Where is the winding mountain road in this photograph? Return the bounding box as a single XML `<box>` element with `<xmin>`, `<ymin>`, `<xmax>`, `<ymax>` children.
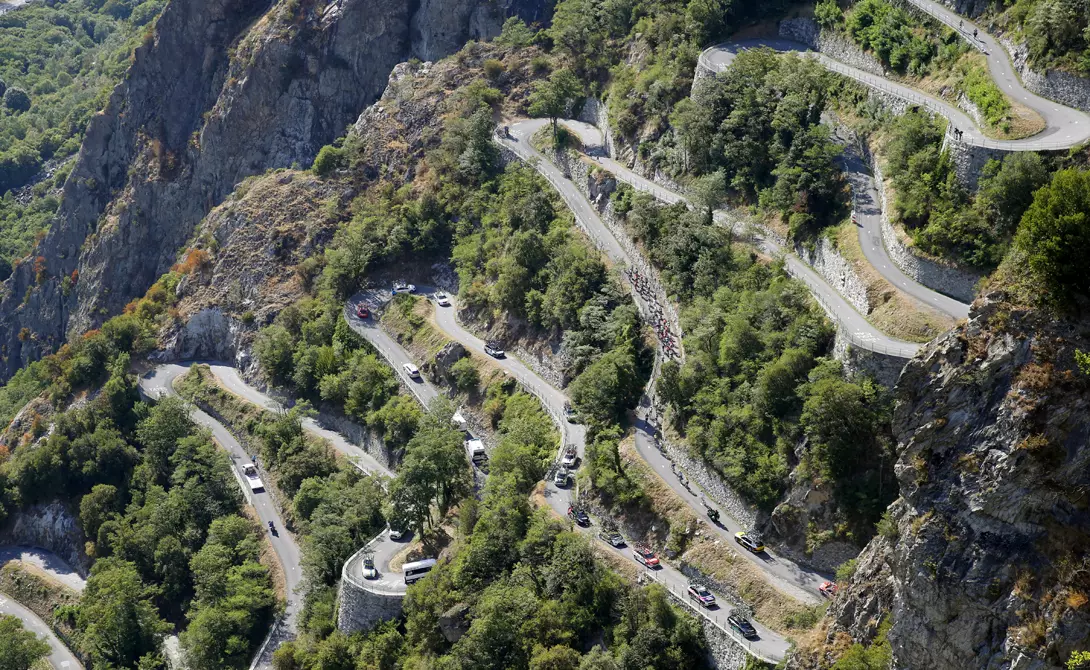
<box><xmin>502</xmin><ymin>118</ymin><xmax>922</xmax><ymax>359</ymax></box>
<box><xmin>195</xmin><ymin>364</ymin><xmax>393</xmax><ymax>478</ymax></box>
<box><xmin>138</xmin><ymin>365</ymin><xmax>302</xmax><ymax>670</ymax></box>
<box><xmin>839</xmin><ymin>147</ymin><xmax>970</xmax><ymax>319</ymax></box>
<box><xmin>344</xmin><ymin>290</ymin><xmax>791</xmax><ymax>661</ymax></box>
<box><xmin>904</xmin><ymin>0</ymin><xmax>1090</xmax><ymax>144</ymax></box>
<box><xmin>429</xmin><ymin>293</ymin><xmax>793</xmax><ymax>661</ymax></box>
<box><xmin>0</xmin><ymin>547</ymin><xmax>83</xmax><ymax>670</ymax></box>
<box><xmin>700</xmin><ymin>37</ymin><xmax>1090</xmax><ymax>150</ymax></box>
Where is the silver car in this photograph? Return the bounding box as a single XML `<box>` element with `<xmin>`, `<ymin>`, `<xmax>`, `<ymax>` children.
<box><xmin>553</xmin><ymin>467</ymin><xmax>570</xmax><ymax>488</ymax></box>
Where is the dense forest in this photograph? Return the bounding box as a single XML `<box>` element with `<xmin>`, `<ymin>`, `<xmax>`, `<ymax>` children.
<box><xmin>3</xmin><ymin>0</ymin><xmax>1090</xmax><ymax>666</ymax></box>
<box><xmin>0</xmin><ymin>0</ymin><xmax>164</xmax><ymax>275</ymax></box>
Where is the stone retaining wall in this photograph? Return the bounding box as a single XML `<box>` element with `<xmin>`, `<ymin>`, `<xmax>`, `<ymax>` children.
<box><xmin>313</xmin><ymin>407</ymin><xmax>400</xmax><ymax>471</ymax></box>
<box><xmin>833</xmin><ymin>328</ymin><xmax>906</xmax><ymax>387</ymax></box>
<box><xmin>779</xmin><ymin>18</ymin><xmax>885</xmax><ymax>77</ymax></box>
<box><xmin>657</xmin><ymin>438</ymin><xmax>759</xmax><ymax>529</ymax></box>
<box><xmin>795</xmin><ymin>236</ymin><xmax>871</xmax><ymax>315</ymax></box>
<box><xmin>1004</xmin><ymin>44</ymin><xmax>1090</xmax><ymax>113</ymax></box>
<box><xmin>337</xmin><ymin>566</ymin><xmax>405</xmax><ymax>632</ymax></box>
<box><xmin>870</xmin><ymin>147</ymin><xmax>983</xmax><ymax>303</ymax></box>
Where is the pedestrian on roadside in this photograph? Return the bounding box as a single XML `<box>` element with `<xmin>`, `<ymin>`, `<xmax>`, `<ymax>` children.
<box><xmin>958</xmin><ymin>19</ymin><xmax>962</xmax><ymax>29</ymax></box>
<box><xmin>973</xmin><ymin>28</ymin><xmax>978</xmax><ymax>40</ymax></box>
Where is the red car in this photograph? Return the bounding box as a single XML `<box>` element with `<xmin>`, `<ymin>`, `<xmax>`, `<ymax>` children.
<box><xmin>355</xmin><ymin>304</ymin><xmax>370</xmax><ymax>319</ymax></box>
<box><xmin>819</xmin><ymin>581</ymin><xmax>838</xmax><ymax>597</ymax></box>
<box><xmin>633</xmin><ymin>545</ymin><xmax>660</xmax><ymax>567</ymax></box>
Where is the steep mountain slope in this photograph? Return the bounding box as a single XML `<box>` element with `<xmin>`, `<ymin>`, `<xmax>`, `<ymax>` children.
<box><xmin>0</xmin><ymin>0</ymin><xmax>551</xmax><ymax>381</ymax></box>
<box><xmin>794</xmin><ymin>281</ymin><xmax>1090</xmax><ymax>669</ymax></box>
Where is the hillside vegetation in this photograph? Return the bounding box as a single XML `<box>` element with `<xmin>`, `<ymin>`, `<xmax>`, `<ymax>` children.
<box><xmin>0</xmin><ymin>0</ymin><xmax>164</xmax><ymax>275</ymax></box>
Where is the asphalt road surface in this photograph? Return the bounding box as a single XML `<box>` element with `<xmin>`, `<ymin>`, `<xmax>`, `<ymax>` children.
<box><xmin>198</xmin><ymin>364</ymin><xmax>393</xmax><ymax>478</ymax></box>
<box><xmin>501</xmin><ymin>118</ymin><xmax>922</xmax><ymax>359</ymax></box>
<box><xmin>0</xmin><ymin>547</ymin><xmax>84</xmax><ymax>669</ymax></box>
<box><xmin>0</xmin><ymin>595</ymin><xmax>81</xmax><ymax>669</ymax></box>
<box><xmin>839</xmin><ymin>147</ymin><xmax>970</xmax><ymax>319</ymax></box>
<box><xmin>344</xmin><ymin>296</ymin><xmax>441</xmax><ymax>408</ymax></box>
<box><xmin>904</xmin><ymin>0</ymin><xmax>1090</xmax><ymax>149</ymax></box>
<box><xmin>138</xmin><ymin>365</ymin><xmax>302</xmax><ymax>670</ymax></box>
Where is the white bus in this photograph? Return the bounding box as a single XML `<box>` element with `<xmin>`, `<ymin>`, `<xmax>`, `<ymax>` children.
<box><xmin>402</xmin><ymin>558</ymin><xmax>437</xmax><ymax>584</ymax></box>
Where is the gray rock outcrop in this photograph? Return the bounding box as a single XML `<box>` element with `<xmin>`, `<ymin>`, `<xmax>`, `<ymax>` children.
<box><xmin>0</xmin><ymin>502</ymin><xmax>90</xmax><ymax>576</ymax></box>
<box><xmin>0</xmin><ymin>0</ymin><xmax>554</xmax><ymax>382</ymax></box>
<box><xmin>803</xmin><ymin>291</ymin><xmax>1090</xmax><ymax>669</ymax></box>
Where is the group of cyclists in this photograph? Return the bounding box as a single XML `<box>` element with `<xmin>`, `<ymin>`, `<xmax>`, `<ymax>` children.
<box><xmin>626</xmin><ymin>267</ymin><xmax>680</xmax><ymax>359</ymax></box>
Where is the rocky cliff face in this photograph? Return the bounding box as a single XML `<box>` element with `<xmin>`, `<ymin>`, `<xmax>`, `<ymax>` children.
<box><xmin>797</xmin><ymin>291</ymin><xmax>1090</xmax><ymax>670</ymax></box>
<box><xmin>0</xmin><ymin>0</ymin><xmax>553</xmax><ymax>381</ymax></box>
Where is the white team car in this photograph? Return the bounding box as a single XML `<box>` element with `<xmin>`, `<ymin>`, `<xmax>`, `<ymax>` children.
<box><xmin>435</xmin><ymin>292</ymin><xmax>451</xmax><ymax>307</ymax></box>
<box><xmin>362</xmin><ymin>555</ymin><xmax>378</xmax><ymax>580</ymax></box>
<box><xmin>242</xmin><ymin>464</ymin><xmax>264</xmax><ymax>492</ymax></box>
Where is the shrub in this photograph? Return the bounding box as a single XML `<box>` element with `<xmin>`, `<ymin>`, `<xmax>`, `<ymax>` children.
<box><xmin>1013</xmin><ymin>169</ymin><xmax>1090</xmax><ymax>303</ymax></box>
<box><xmin>312</xmin><ymin>144</ymin><xmax>346</xmax><ymax>177</ymax></box>
<box><xmin>2</xmin><ymin>87</ymin><xmax>30</xmax><ymax>112</ymax></box>
<box><xmin>835</xmin><ymin>558</ymin><xmax>859</xmax><ymax>583</ymax></box>
<box><xmin>482</xmin><ymin>58</ymin><xmax>505</xmax><ymax>80</ymax></box>
<box><xmin>449</xmin><ymin>357</ymin><xmax>480</xmax><ymax>391</ymax></box>
<box><xmin>815</xmin><ymin>0</ymin><xmax>842</xmax><ymax>29</ymax></box>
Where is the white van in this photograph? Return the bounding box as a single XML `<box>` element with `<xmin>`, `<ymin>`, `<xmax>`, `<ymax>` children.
<box><xmin>403</xmin><ymin>558</ymin><xmax>437</xmax><ymax>584</ymax></box>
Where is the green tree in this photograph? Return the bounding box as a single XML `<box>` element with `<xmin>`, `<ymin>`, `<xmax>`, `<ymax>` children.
<box><xmin>496</xmin><ymin>17</ymin><xmax>537</xmax><ymax>47</ymax></box>
<box><xmin>2</xmin><ymin>87</ymin><xmax>30</xmax><ymax>113</ymax></box>
<box><xmin>568</xmin><ymin>339</ymin><xmax>642</xmax><ymax>427</ymax></box>
<box><xmin>528</xmin><ymin>69</ymin><xmax>584</xmax><ymax>141</ymax></box>
<box><xmin>449</xmin><ymin>357</ymin><xmax>480</xmax><ymax>391</ymax></box>
<box><xmin>80</xmin><ymin>483</ymin><xmax>121</xmax><ymax>545</ymax></box>
<box><xmin>1013</xmin><ymin>168</ymin><xmax>1090</xmax><ymax>303</ymax></box>
<box><xmin>976</xmin><ymin>153</ymin><xmax>1050</xmax><ymax>237</ymax></box>
<box><xmin>386</xmin><ymin>400</ymin><xmax>471</xmax><ymax>540</ymax></box>
<box><xmin>691</xmin><ymin>170</ymin><xmax>727</xmax><ymax>226</ymax></box>
<box><xmin>77</xmin><ymin>558</ymin><xmax>170</xmax><ymax>668</ymax></box>
<box><xmin>0</xmin><ymin>615</ymin><xmax>51</xmax><ymax>670</ymax></box>
<box><xmin>815</xmin><ymin>0</ymin><xmax>842</xmax><ymax>29</ymax></box>
<box><xmin>254</xmin><ymin>325</ymin><xmax>297</xmax><ymax>386</ymax></box>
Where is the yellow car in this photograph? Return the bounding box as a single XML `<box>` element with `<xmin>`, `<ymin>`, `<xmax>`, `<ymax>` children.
<box><xmin>734</xmin><ymin>531</ymin><xmax>765</xmax><ymax>553</ymax></box>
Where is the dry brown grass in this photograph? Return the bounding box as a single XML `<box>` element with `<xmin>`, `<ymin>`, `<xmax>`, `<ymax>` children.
<box><xmin>0</xmin><ymin>560</ymin><xmax>80</xmax><ymax>623</ymax></box>
<box><xmin>382</xmin><ymin>296</ymin><xmax>451</xmax><ymax>359</ymax></box>
<box><xmin>614</xmin><ymin>438</ymin><xmax>819</xmax><ymax>635</ymax></box>
<box><xmin>834</xmin><ymin>222</ymin><xmax>958</xmax><ymax>342</ymax></box>
<box><xmin>898</xmin><ymin>51</ymin><xmax>1045</xmax><ymax>140</ymax></box>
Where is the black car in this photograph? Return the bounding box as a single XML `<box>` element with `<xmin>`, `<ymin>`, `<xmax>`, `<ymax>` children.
<box><xmin>728</xmin><ymin>614</ymin><xmax>758</xmax><ymax>639</ymax></box>
<box><xmin>567</xmin><ymin>505</ymin><xmax>590</xmax><ymax>527</ymax></box>
<box><xmin>484</xmin><ymin>340</ymin><xmax>505</xmax><ymax>358</ymax></box>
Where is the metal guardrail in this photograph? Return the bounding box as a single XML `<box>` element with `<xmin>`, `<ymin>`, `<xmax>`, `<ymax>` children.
<box><xmin>340</xmin><ymin>532</ymin><xmax>405</xmax><ymax>597</ymax></box>
<box><xmin>698</xmin><ymin>43</ymin><xmax>1085</xmax><ymax>152</ymax></box>
<box><xmin>590</xmin><ymin>150</ymin><xmax>918</xmax><ymax>359</ymax></box>
<box><xmin>645</xmin><ymin>571</ymin><xmax>782</xmax><ymax>665</ymax></box>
